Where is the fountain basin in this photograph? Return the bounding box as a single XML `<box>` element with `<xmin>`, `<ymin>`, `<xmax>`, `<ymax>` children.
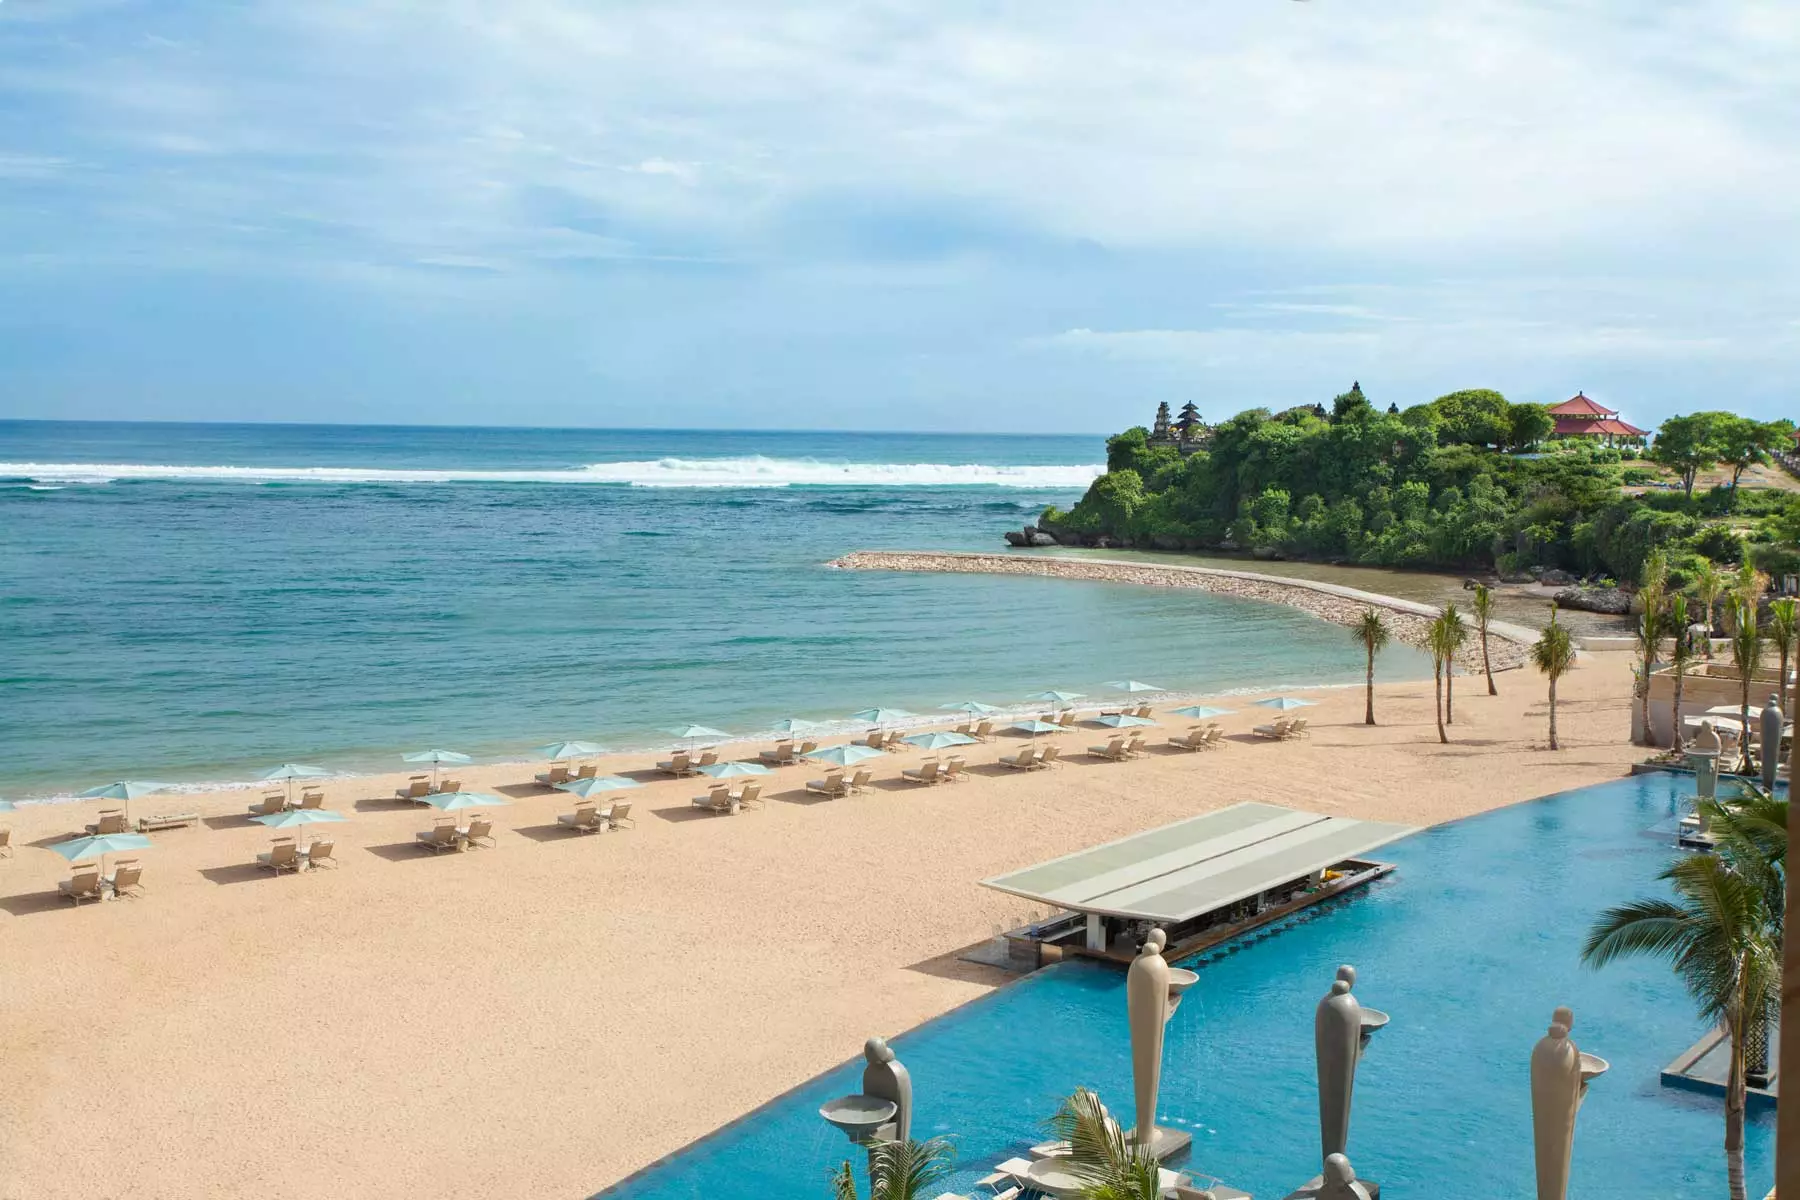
<box><xmin>1579</xmin><ymin>1052</ymin><xmax>1609</xmax><ymax>1084</ymax></box>
<box><xmin>818</xmin><ymin>1094</ymin><xmax>897</xmax><ymax>1142</ymax></box>
<box><xmin>1167</xmin><ymin>967</ymin><xmax>1199</xmax><ymax>1014</ymax></box>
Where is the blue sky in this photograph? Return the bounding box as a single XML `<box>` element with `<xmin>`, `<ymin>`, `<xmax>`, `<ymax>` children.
<box><xmin>2</xmin><ymin>0</ymin><xmax>1797</xmax><ymax>432</ymax></box>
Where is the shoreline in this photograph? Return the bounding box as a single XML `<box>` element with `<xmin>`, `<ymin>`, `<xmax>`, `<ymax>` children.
<box><xmin>831</xmin><ymin>550</ymin><xmax>1540</xmax><ymax>670</ymax></box>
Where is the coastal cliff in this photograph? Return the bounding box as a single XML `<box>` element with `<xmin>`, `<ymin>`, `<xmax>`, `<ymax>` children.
<box><xmin>831</xmin><ymin>550</ymin><xmax>1533</xmax><ymax>671</ymax></box>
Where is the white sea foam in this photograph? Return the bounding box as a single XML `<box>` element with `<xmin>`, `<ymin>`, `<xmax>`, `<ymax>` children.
<box><xmin>0</xmin><ymin>457</ymin><xmax>1103</xmax><ymax>489</ymax></box>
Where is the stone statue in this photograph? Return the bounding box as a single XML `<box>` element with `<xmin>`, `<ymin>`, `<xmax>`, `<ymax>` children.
<box><xmin>1315</xmin><ymin>1154</ymin><xmax>1373</xmax><ymax>1200</ymax></box>
<box><xmin>1691</xmin><ymin>720</ymin><xmax>1721</xmax><ymax>805</ymax></box>
<box><xmin>1529</xmin><ymin>1010</ymin><xmax>1581</xmax><ymax>1200</ymax></box>
<box><xmin>1316</xmin><ymin>965</ymin><xmax>1364</xmax><ymax>1165</ymax></box>
<box><xmin>1761</xmin><ymin>695</ymin><xmax>1784</xmax><ymax>793</ymax></box>
<box><xmin>860</xmin><ymin>1037</ymin><xmax>912</xmax><ymax>1143</ymax></box>
<box><xmin>1126</xmin><ymin>927</ymin><xmax>1173</xmax><ymax>1148</ymax></box>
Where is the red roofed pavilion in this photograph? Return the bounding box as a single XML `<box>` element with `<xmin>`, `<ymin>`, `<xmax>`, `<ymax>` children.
<box><xmin>1547</xmin><ymin>392</ymin><xmax>1646</xmax><ymax>445</ymax></box>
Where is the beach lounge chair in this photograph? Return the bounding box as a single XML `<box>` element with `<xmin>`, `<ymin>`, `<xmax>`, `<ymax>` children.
<box><xmin>1253</xmin><ymin>717</ymin><xmax>1293</xmax><ymax>740</ymax></box>
<box><xmin>971</xmin><ymin>720</ymin><xmax>995</xmax><ymax>742</ymax></box>
<box><xmin>847</xmin><ymin>768</ymin><xmax>875</xmax><ymax>794</ymax></box>
<box><xmin>901</xmin><ymin>760</ymin><xmax>942</xmax><ymax>785</ymax></box>
<box><xmin>136</xmin><ymin>812</ymin><xmax>197</xmax><ymax>832</ymax></box>
<box><xmin>558</xmin><ymin>803</ymin><xmax>604</xmax><ymax>833</ymax></box>
<box><xmin>84</xmin><ymin>810</ymin><xmax>128</xmax><ymax>836</ymax></box>
<box><xmin>601</xmin><ymin>801</ymin><xmax>634</xmax><ymax>830</ymax></box>
<box><xmin>436</xmin><ymin>778</ymin><xmax>463</xmax><ymax>794</ymax></box>
<box><xmin>759</xmin><ymin>741</ymin><xmax>796</xmax><ymax>766</ymax></box>
<box><xmin>806</xmin><ymin>771</ymin><xmax>848</xmax><ymax>798</ymax></box>
<box><xmin>572</xmin><ymin>763</ymin><xmax>598</xmax><ymax>780</ymax></box>
<box><xmin>1124</xmin><ymin>734</ymin><xmax>1147</xmax><ymax>756</ymax></box>
<box><xmin>864</xmin><ymin>731</ymin><xmax>886</xmax><ymax>750</ymax></box>
<box><xmin>415</xmin><ymin>823</ymin><xmax>462</xmax><ymax>853</ymax></box>
<box><xmin>1087</xmin><ymin>738</ymin><xmax>1129</xmax><ymax>761</ymax></box>
<box><xmin>248</xmin><ymin>793</ymin><xmax>286</xmax><ymax>816</ymax></box>
<box><xmin>953</xmin><ymin>721</ymin><xmax>973</xmax><ymax>736</ymax></box>
<box><xmin>1286</xmin><ymin>717</ymin><xmax>1310</xmax><ymax>738</ymax></box>
<box><xmin>1057</xmin><ymin>711</ymin><xmax>1077</xmax><ymax>728</ymax></box>
<box><xmin>533</xmin><ymin>764</ymin><xmax>573</xmax><ymax>787</ymax></box>
<box><xmin>881</xmin><ymin>730</ymin><xmax>905</xmax><ymax>750</ymax></box>
<box><xmin>1134</xmin><ymin>703</ymin><xmax>1154</xmax><ymax>719</ymax></box>
<box><xmin>104</xmin><ymin>860</ymin><xmax>144</xmax><ymax>898</ymax></box>
<box><xmin>692</xmin><ymin>785</ymin><xmax>738</xmax><ymax>815</ymax></box>
<box><xmin>694</xmin><ymin>749</ymin><xmax>720</xmax><ymax>769</ymax></box>
<box><xmin>257</xmin><ymin>840</ymin><xmax>302</xmax><ymax>874</ymax></box>
<box><xmin>942</xmin><ymin>757</ymin><xmax>967</xmax><ymax>783</ymax></box>
<box><xmin>59</xmin><ymin>866</ymin><xmax>103</xmax><ymax>905</ymax></box>
<box><xmin>0</xmin><ymin>826</ymin><xmax>10</xmax><ymax>857</ymax></box>
<box><xmin>458</xmin><ymin>817</ymin><xmax>496</xmax><ymax>849</ymax></box>
<box><xmin>298</xmin><ymin>790</ymin><xmax>324</xmax><ymax>810</ymax></box>
<box><xmin>999</xmin><ymin>746</ymin><xmax>1040</xmax><ymax>770</ymax></box>
<box><xmin>796</xmin><ymin>740</ymin><xmax>819</xmax><ymax>757</ymax></box>
<box><xmin>656</xmin><ymin>752</ymin><xmax>694</xmax><ymax>777</ymax></box>
<box><xmin>1036</xmin><ymin>744</ymin><xmax>1062</xmax><ymax>768</ymax></box>
<box><xmin>733</xmin><ymin>782</ymin><xmax>764</xmax><ymax>810</ymax></box>
<box><xmin>394</xmin><ymin>778</ymin><xmax>432</xmax><ymax>802</ymax></box>
<box><xmin>299</xmin><ymin>840</ymin><xmax>337</xmax><ymax>869</ymax></box>
<box><xmin>1168</xmin><ymin>728</ymin><xmax>1208</xmax><ymax>752</ymax></box>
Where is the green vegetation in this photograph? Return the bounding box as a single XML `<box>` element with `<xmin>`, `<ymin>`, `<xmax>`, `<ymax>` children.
<box><xmin>1351</xmin><ymin>609</ymin><xmax>1390</xmax><ymax>726</ymax></box>
<box><xmin>1529</xmin><ymin>607</ymin><xmax>1576</xmax><ymax>749</ymax></box>
<box><xmin>1044</xmin><ymin>389</ymin><xmax>1799</xmax><ymax>584</ymax></box>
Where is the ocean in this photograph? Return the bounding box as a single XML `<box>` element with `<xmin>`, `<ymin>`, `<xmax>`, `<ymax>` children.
<box><xmin>0</xmin><ymin>421</ymin><xmax>1431</xmax><ymax>798</ymax></box>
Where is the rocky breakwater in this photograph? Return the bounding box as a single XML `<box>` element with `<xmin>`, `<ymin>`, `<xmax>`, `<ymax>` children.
<box><xmin>831</xmin><ymin>550</ymin><xmax>1532</xmax><ymax>672</ymax></box>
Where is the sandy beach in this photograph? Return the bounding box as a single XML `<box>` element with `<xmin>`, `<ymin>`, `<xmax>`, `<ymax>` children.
<box><xmin>0</xmin><ymin>653</ymin><xmax>1642</xmax><ymax>1200</ymax></box>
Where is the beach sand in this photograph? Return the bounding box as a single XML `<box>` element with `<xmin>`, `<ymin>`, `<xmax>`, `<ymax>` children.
<box><xmin>0</xmin><ymin>655</ymin><xmax>1643</xmax><ymax>1200</ymax></box>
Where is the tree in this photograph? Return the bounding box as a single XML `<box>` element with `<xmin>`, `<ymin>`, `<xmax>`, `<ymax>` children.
<box><xmin>1727</xmin><ymin>598</ymin><xmax>1765</xmax><ymax>774</ymax></box>
<box><xmin>1427</xmin><ymin>613</ymin><xmax>1455</xmax><ymax>744</ymax></box>
<box><xmin>1635</xmin><ymin>604</ymin><xmax>1664</xmax><ymax>747</ymax></box>
<box><xmin>1666</xmin><ymin>595</ymin><xmax>1695</xmax><ymax>754</ymax></box>
<box><xmin>1044</xmin><ymin>1088</ymin><xmax>1164</xmax><ymax>1200</ymax></box>
<box><xmin>1693</xmin><ymin>559</ymin><xmax>1727</xmax><ymax>657</ymax></box>
<box><xmin>1530</xmin><ymin>606</ymin><xmax>1576</xmax><ymax>749</ymax></box>
<box><xmin>1714</xmin><ymin>417</ymin><xmax>1793</xmax><ymax>494</ymax></box>
<box><xmin>1331</xmin><ymin>382</ymin><xmax>1373</xmax><ymax>423</ymax></box>
<box><xmin>1767</xmin><ymin>597</ymin><xmax>1797</xmax><ymax>720</ymax></box>
<box><xmin>830</xmin><ymin>1138</ymin><xmax>957</xmax><ymax>1200</ymax></box>
<box><xmin>1649</xmin><ymin>412</ymin><xmax>1725</xmax><ymax>500</ymax></box>
<box><xmin>1508</xmin><ymin>402</ymin><xmax>1555</xmax><ymax>451</ymax></box>
<box><xmin>1440</xmin><ymin>604</ymin><xmax>1469</xmax><ymax>723</ymax></box>
<box><xmin>1582</xmin><ymin>798</ymin><xmax>1783</xmax><ymax>1200</ymax></box>
<box><xmin>1431</xmin><ymin>388</ymin><xmax>1512</xmax><ymax>448</ymax></box>
<box><xmin>1351</xmin><ymin>609</ymin><xmax>1390</xmax><ymax>725</ymax></box>
<box><xmin>1472</xmin><ymin>584</ymin><xmax>1499</xmax><ymax>696</ymax></box>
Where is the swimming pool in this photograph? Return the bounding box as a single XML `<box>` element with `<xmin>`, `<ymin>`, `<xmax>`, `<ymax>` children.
<box><xmin>595</xmin><ymin>774</ymin><xmax>1774</xmax><ymax>1199</ymax></box>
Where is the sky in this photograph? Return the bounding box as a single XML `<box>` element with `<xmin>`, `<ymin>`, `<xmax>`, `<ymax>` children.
<box><xmin>2</xmin><ymin>0</ymin><xmax>1797</xmax><ymax>433</ymax></box>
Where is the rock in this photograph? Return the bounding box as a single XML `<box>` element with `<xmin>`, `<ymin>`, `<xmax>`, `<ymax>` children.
<box><xmin>1499</xmin><ymin>566</ymin><xmax>1535</xmax><ymax>583</ymax></box>
<box><xmin>1553</xmin><ymin>585</ymin><xmax>1632</xmax><ymax>615</ymax></box>
<box><xmin>1027</xmin><ymin>530</ymin><xmax>1057</xmax><ymax>547</ymax></box>
<box><xmin>1003</xmin><ymin>529</ymin><xmax>1030</xmax><ymax>547</ymax></box>
<box><xmin>1462</xmin><ymin>578</ymin><xmax>1480</xmax><ymax>590</ymax></box>
<box><xmin>1539</xmin><ymin>569</ymin><xmax>1577</xmax><ymax>586</ymax></box>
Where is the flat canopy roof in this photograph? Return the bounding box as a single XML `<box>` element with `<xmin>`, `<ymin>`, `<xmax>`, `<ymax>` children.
<box><xmin>981</xmin><ymin>803</ymin><xmax>1417</xmax><ymax>924</ymax></box>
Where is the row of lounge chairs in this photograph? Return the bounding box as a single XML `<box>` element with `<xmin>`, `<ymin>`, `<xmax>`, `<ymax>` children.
<box><xmin>1168</xmin><ymin>724</ymin><xmax>1226</xmax><ymax>752</ymax></box>
<box><xmin>556</xmin><ymin>801</ymin><xmax>634</xmax><ymax>833</ymax></box>
<box><xmin>654</xmin><ymin>750</ymin><xmax>720</xmax><ymax>778</ymax></box>
<box><xmin>691</xmin><ymin>783</ymin><xmax>764</xmax><ymax>815</ymax></box>
<box><xmin>59</xmin><ymin>859</ymin><xmax>144</xmax><ymax>904</ymax></box>
<box><xmin>1087</xmin><ymin>735</ymin><xmax>1147</xmax><ymax>761</ymax></box>
<box><xmin>257</xmin><ymin>838</ymin><xmax>339</xmax><ymax>873</ymax></box>
<box><xmin>246</xmin><ymin>790</ymin><xmax>325</xmax><ymax>816</ymax></box>
<box><xmin>758</xmin><ymin>740</ymin><xmax>819</xmax><ymax>765</ymax></box>
<box><xmin>396</xmin><ymin>776</ymin><xmax>465</xmax><ymax>801</ymax></box>
<box><xmin>805</xmin><ymin>769</ymin><xmax>873</xmax><ymax>798</ymax></box>
<box><xmin>901</xmin><ymin>757</ymin><xmax>969</xmax><ymax>785</ymax></box>
<box><xmin>415</xmin><ymin>817</ymin><xmax>496</xmax><ymax>853</ymax></box>
<box><xmin>1253</xmin><ymin>717</ymin><xmax>1309</xmax><ymax>740</ymax></box>
<box><xmin>999</xmin><ymin>745</ymin><xmax>1060</xmax><ymax>770</ymax></box>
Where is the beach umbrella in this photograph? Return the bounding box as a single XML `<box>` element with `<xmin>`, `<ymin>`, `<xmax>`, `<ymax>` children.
<box><xmin>1013</xmin><ymin>719</ymin><xmax>1065</xmax><ymax>737</ymax></box>
<box><xmin>0</xmin><ymin>799</ymin><xmax>14</xmax><ymax>813</ymax></box>
<box><xmin>1094</xmin><ymin>713</ymin><xmax>1158</xmax><ymax>728</ymax></box>
<box><xmin>252</xmin><ymin>809</ymin><xmax>348</xmax><ymax>847</ymax></box>
<box><xmin>850</xmin><ymin>708</ymin><xmax>916</xmax><ymax>727</ymax></box>
<box><xmin>401</xmin><ymin>749</ymin><xmax>472</xmax><ymax>789</ymax></box>
<box><xmin>49</xmin><ymin>832</ymin><xmax>153</xmax><ymax>874</ymax></box>
<box><xmin>663</xmin><ymin>725</ymin><xmax>730</xmax><ymax>749</ymax></box>
<box><xmin>556</xmin><ymin>776</ymin><xmax>642</xmax><ymax>798</ymax></box>
<box><xmin>1105</xmin><ymin>680</ymin><xmax>1165</xmax><ymax>693</ymax></box>
<box><xmin>903</xmin><ymin>731</ymin><xmax>979</xmax><ymax>751</ymax></box>
<box><xmin>259</xmin><ymin>764</ymin><xmax>332</xmax><ymax>804</ymax></box>
<box><xmin>1254</xmin><ymin>697</ymin><xmax>1316</xmax><ymax>711</ymax></box>
<box><xmin>533</xmin><ymin>741</ymin><xmax>607</xmax><ymax>761</ymax></box>
<box><xmin>419</xmin><ymin>791</ymin><xmax>511</xmax><ymax>813</ymax></box>
<box><xmin>939</xmin><ymin>700</ymin><xmax>1001</xmax><ymax>716</ymax></box>
<box><xmin>697</xmin><ymin>761</ymin><xmax>772</xmax><ymax>779</ymax></box>
<box><xmin>1171</xmin><ymin>705</ymin><xmax>1235</xmax><ymax>720</ymax></box>
<box><xmin>1027</xmin><ymin>690</ymin><xmax>1085</xmax><ymax>708</ymax></box>
<box><xmin>803</xmin><ymin>744</ymin><xmax>886</xmax><ymax>768</ymax></box>
<box><xmin>770</xmin><ymin>718</ymin><xmax>822</xmax><ymax>735</ymax></box>
<box><xmin>76</xmin><ymin>780</ymin><xmax>171</xmax><ymax>824</ymax></box>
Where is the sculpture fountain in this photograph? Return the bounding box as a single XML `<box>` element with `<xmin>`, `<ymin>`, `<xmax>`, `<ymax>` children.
<box><xmin>1529</xmin><ymin>1006</ymin><xmax>1607</xmax><ymax>1200</ymax></box>
<box><xmin>1124</xmin><ymin>927</ymin><xmax>1198</xmax><ymax>1160</ymax></box>
<box><xmin>1761</xmin><ymin>694</ymin><xmax>1785</xmax><ymax>793</ymax></box>
<box><xmin>818</xmin><ymin>1037</ymin><xmax>913</xmax><ymax>1166</ymax></box>
<box><xmin>1285</xmin><ymin>965</ymin><xmax>1385</xmax><ymax>1198</ymax></box>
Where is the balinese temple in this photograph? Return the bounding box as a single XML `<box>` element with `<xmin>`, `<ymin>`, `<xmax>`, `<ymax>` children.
<box><xmin>1149</xmin><ymin>401</ymin><xmax>1210</xmax><ymax>452</ymax></box>
<box><xmin>1547</xmin><ymin>392</ymin><xmax>1647</xmax><ymax>445</ymax></box>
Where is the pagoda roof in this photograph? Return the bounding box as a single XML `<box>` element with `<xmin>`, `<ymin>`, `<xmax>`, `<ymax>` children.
<box><xmin>1554</xmin><ymin>415</ymin><xmax>1645</xmax><ymax>437</ymax></box>
<box><xmin>1546</xmin><ymin>392</ymin><xmax>1616</xmax><ymax>418</ymax></box>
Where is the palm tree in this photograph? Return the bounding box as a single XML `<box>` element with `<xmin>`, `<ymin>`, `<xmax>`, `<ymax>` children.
<box><xmin>1427</xmin><ymin>612</ymin><xmax>1454</xmax><ymax>745</ymax></box>
<box><xmin>1734</xmin><ymin>558</ymin><xmax>1766</xmax><ymax>615</ymax></box>
<box><xmin>1440</xmin><ymin>604</ymin><xmax>1468</xmax><ymax>724</ymax></box>
<box><xmin>1582</xmin><ymin>800</ymin><xmax>1783</xmax><ymax>1200</ymax></box>
<box><xmin>1665</xmin><ymin>594</ymin><xmax>1696</xmax><ymax>755</ymax></box>
<box><xmin>1694</xmin><ymin>560</ymin><xmax>1726</xmax><ymax>658</ymax></box>
<box><xmin>830</xmin><ymin>1138</ymin><xmax>957</xmax><ymax>1200</ymax></box>
<box><xmin>1351</xmin><ymin>609</ymin><xmax>1389</xmax><ymax>726</ymax></box>
<box><xmin>1529</xmin><ymin>605</ymin><xmax>1575</xmax><ymax>750</ymax></box>
<box><xmin>1634</xmin><ymin>602</ymin><xmax>1664</xmax><ymax>746</ymax></box>
<box><xmin>1766</xmin><ymin>597</ymin><xmax>1797</xmax><ymax>719</ymax></box>
<box><xmin>1727</xmin><ymin>597</ymin><xmax>1764</xmax><ymax>773</ymax></box>
<box><xmin>1044</xmin><ymin>1088</ymin><xmax>1163</xmax><ymax>1200</ymax></box>
<box><xmin>1472</xmin><ymin>584</ymin><xmax>1499</xmax><ymax>696</ymax></box>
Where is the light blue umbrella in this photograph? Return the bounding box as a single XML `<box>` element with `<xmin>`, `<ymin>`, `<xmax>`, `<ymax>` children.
<box><xmin>770</xmin><ymin>718</ymin><xmax>822</xmax><ymax>735</ymax></box>
<box><xmin>260</xmin><ymin>763</ymin><xmax>332</xmax><ymax>804</ymax></box>
<box><xmin>556</xmin><ymin>776</ymin><xmax>642</xmax><ymax>798</ymax></box>
<box><xmin>50</xmin><ymin>832</ymin><xmax>153</xmax><ymax>872</ymax></box>
<box><xmin>252</xmin><ymin>809</ymin><xmax>348</xmax><ymax>831</ymax></box>
<box><xmin>697</xmin><ymin>761</ymin><xmax>772</xmax><ymax>778</ymax></box>
<box><xmin>1171</xmin><ymin>705</ymin><xmax>1235</xmax><ymax>720</ymax></box>
<box><xmin>1105</xmin><ymin>680</ymin><xmax>1165</xmax><ymax>693</ymax></box>
<box><xmin>77</xmin><ymin>780</ymin><xmax>172</xmax><ymax>823</ymax></box>
<box><xmin>850</xmin><ymin>708</ymin><xmax>916</xmax><ymax>727</ymax></box>
<box><xmin>401</xmin><ymin>749</ymin><xmax>472</xmax><ymax>788</ymax></box>
<box><xmin>420</xmin><ymin>791</ymin><xmax>510</xmax><ymax>812</ymax></box>
<box><xmin>1013</xmin><ymin>719</ymin><xmax>1065</xmax><ymax>736</ymax></box>
<box><xmin>1027</xmin><ymin>690</ymin><xmax>1084</xmax><ymax>706</ymax></box>
<box><xmin>0</xmin><ymin>799</ymin><xmax>14</xmax><ymax>813</ymax></box>
<box><xmin>903</xmin><ymin>731</ymin><xmax>979</xmax><ymax>751</ymax></box>
<box><xmin>939</xmin><ymin>700</ymin><xmax>1001</xmax><ymax>716</ymax></box>
<box><xmin>1255</xmin><ymin>697</ymin><xmax>1317</xmax><ymax>711</ymax></box>
<box><xmin>804</xmin><ymin>744</ymin><xmax>886</xmax><ymax>767</ymax></box>
<box><xmin>664</xmin><ymin>725</ymin><xmax>730</xmax><ymax>748</ymax></box>
<box><xmin>1094</xmin><ymin>713</ymin><xmax>1158</xmax><ymax>728</ymax></box>
<box><xmin>534</xmin><ymin>741</ymin><xmax>607</xmax><ymax>761</ymax></box>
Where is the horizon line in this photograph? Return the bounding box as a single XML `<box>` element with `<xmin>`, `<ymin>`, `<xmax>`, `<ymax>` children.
<box><xmin>0</xmin><ymin>416</ymin><xmax>1118</xmax><ymax>439</ymax></box>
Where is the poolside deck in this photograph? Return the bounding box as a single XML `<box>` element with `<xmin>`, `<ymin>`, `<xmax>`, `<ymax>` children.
<box><xmin>1662</xmin><ymin>1026</ymin><xmax>1780</xmax><ymax>1110</ymax></box>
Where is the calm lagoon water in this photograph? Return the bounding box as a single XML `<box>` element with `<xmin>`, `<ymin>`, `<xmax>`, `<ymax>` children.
<box><xmin>0</xmin><ymin>421</ymin><xmax>1430</xmax><ymax>795</ymax></box>
<box><xmin>597</xmin><ymin>773</ymin><xmax>1772</xmax><ymax>1200</ymax></box>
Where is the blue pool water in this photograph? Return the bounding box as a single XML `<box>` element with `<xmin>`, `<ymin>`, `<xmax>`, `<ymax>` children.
<box><xmin>596</xmin><ymin>773</ymin><xmax>1774</xmax><ymax>1200</ymax></box>
<box><xmin>0</xmin><ymin>421</ymin><xmax>1430</xmax><ymax>796</ymax></box>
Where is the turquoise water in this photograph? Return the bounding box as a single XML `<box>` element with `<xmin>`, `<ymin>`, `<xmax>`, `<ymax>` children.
<box><xmin>0</xmin><ymin>421</ymin><xmax>1429</xmax><ymax>796</ymax></box>
<box><xmin>596</xmin><ymin>773</ymin><xmax>1773</xmax><ymax>1200</ymax></box>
